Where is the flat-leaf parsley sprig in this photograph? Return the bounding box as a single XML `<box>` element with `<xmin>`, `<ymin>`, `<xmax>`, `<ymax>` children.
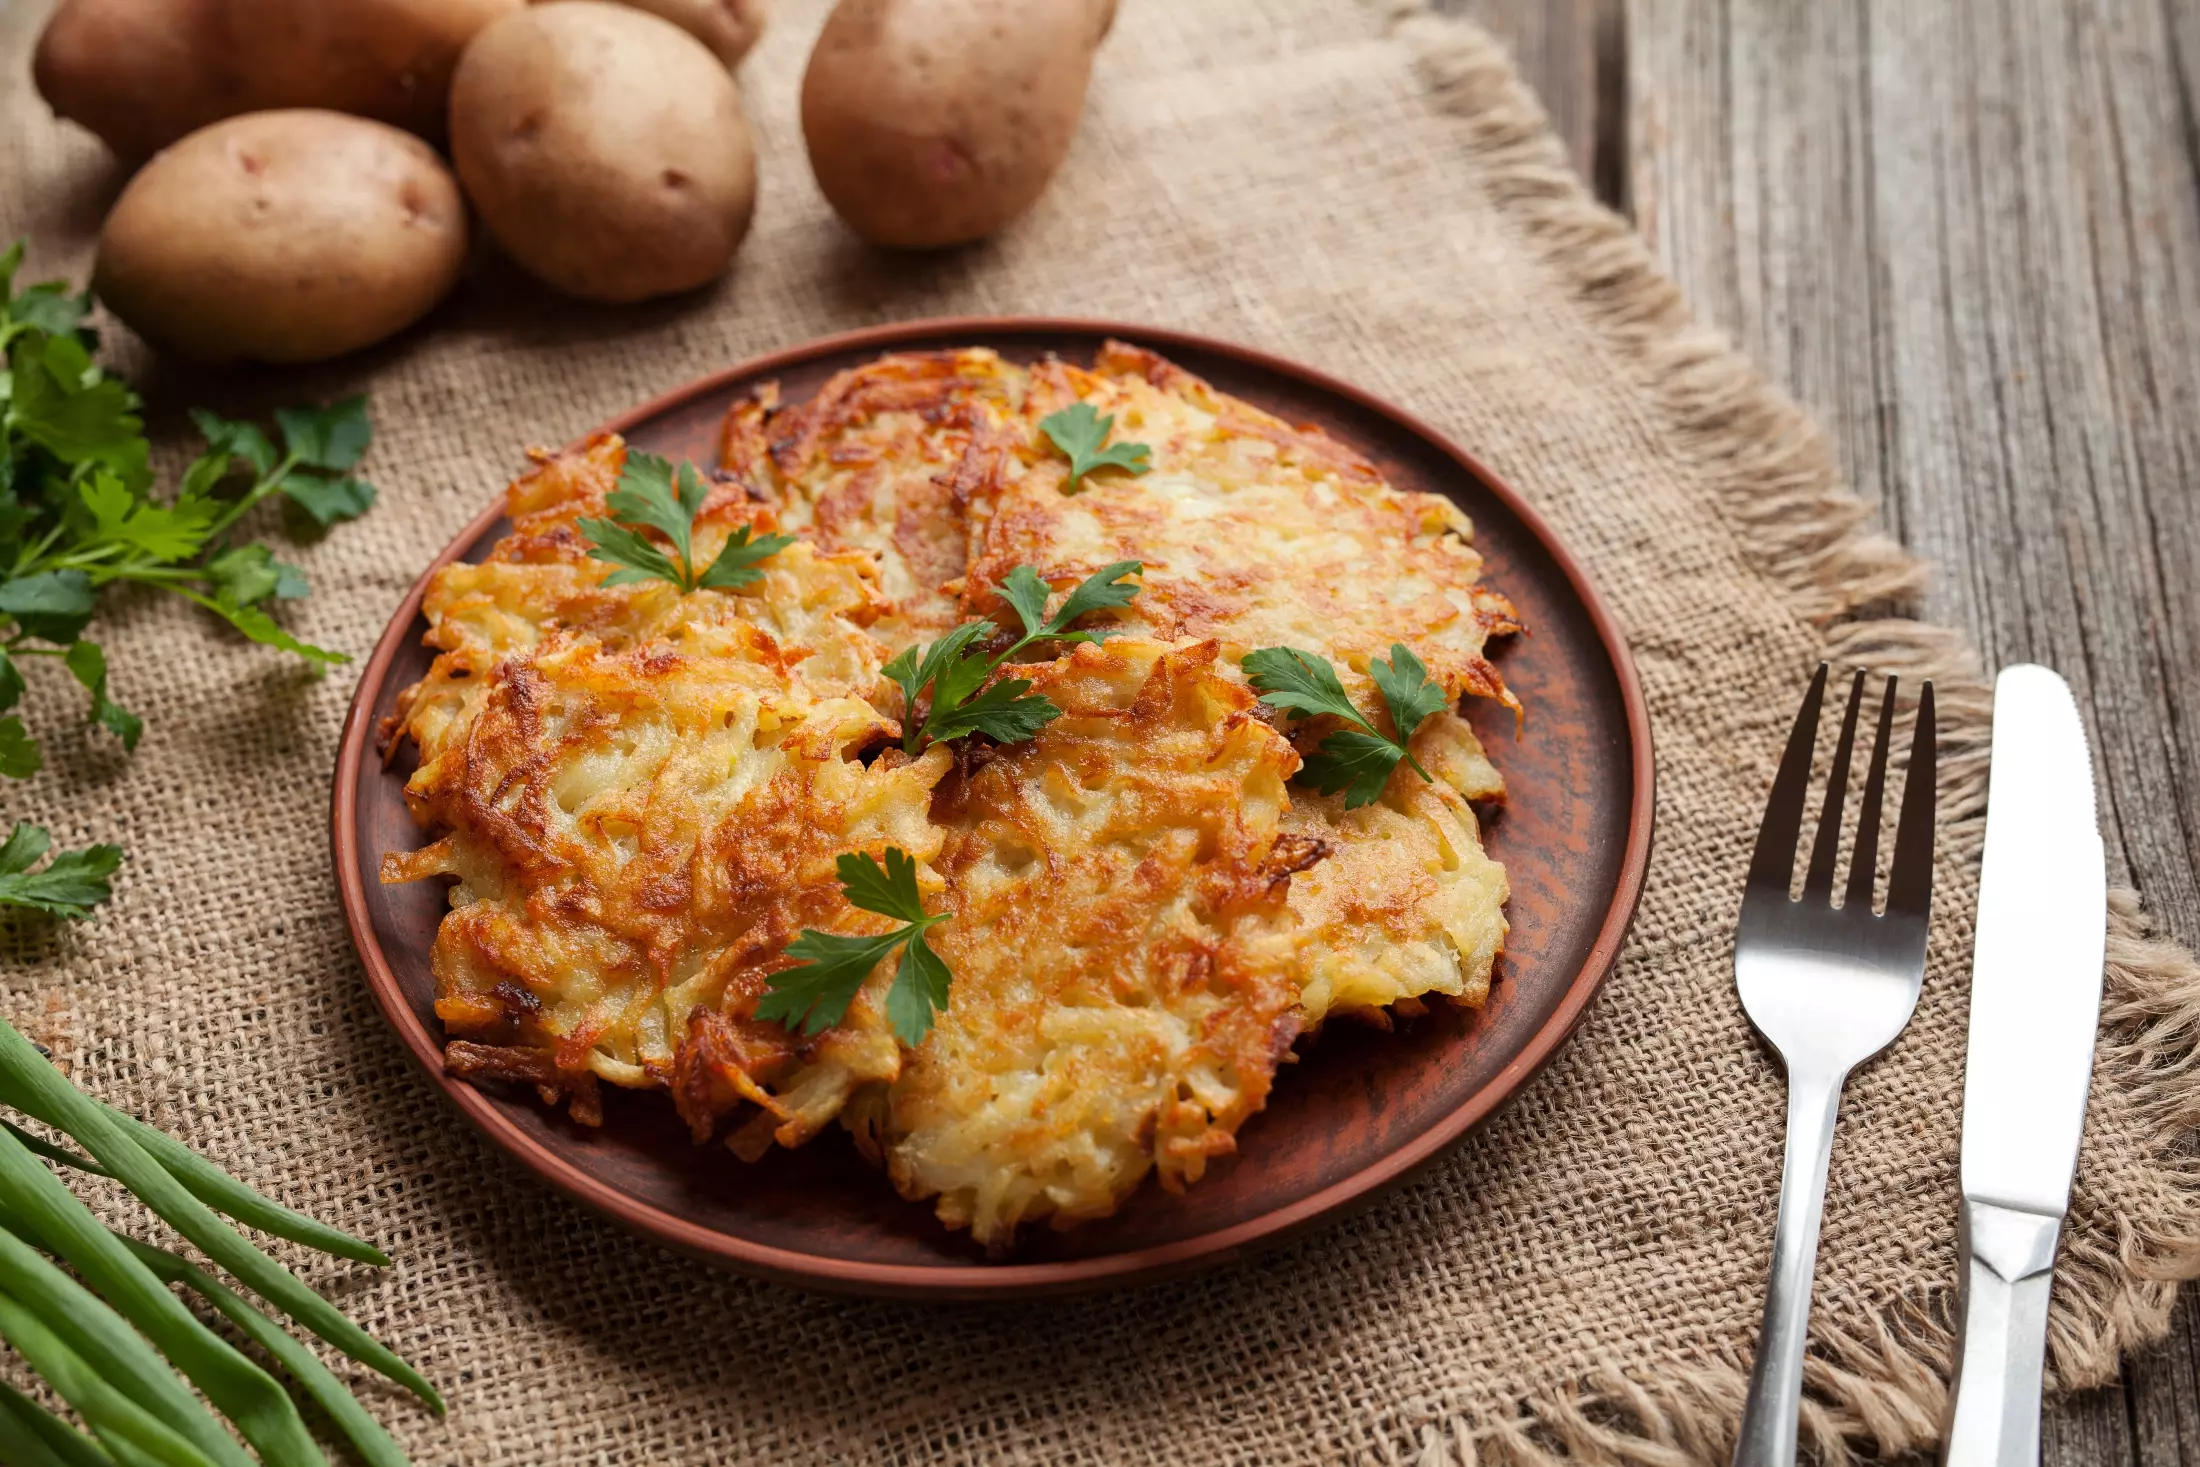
<box><xmin>0</xmin><ymin>823</ymin><xmax>121</xmax><ymax>920</ymax></box>
<box><xmin>578</xmin><ymin>450</ymin><xmax>794</xmax><ymax>593</ymax></box>
<box><xmin>757</xmin><ymin>848</ymin><xmax>954</xmax><ymax>1045</ymax></box>
<box><xmin>1039</xmin><ymin>403</ymin><xmax>1151</xmax><ymax>495</ymax></box>
<box><xmin>0</xmin><ymin>238</ymin><xmax>381</xmax><ymax>790</ymax></box>
<box><xmin>882</xmin><ymin>560</ymin><xmax>1143</xmax><ymax>753</ymax></box>
<box><xmin>1244</xmin><ymin>642</ymin><xmax>1450</xmax><ymax>809</ymax></box>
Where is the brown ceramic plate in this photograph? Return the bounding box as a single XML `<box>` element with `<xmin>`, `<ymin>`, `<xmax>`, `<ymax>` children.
<box><xmin>332</xmin><ymin>318</ymin><xmax>1653</xmax><ymax>1299</ymax></box>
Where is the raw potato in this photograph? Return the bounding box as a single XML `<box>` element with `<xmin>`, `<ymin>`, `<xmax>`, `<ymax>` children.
<box><xmin>450</xmin><ymin>3</ymin><xmax>758</xmax><ymax>303</ymax></box>
<box><xmin>93</xmin><ymin>110</ymin><xmax>468</xmax><ymax>364</ymax></box>
<box><xmin>801</xmin><ymin>0</ymin><xmax>1113</xmax><ymax>249</ymax></box>
<box><xmin>550</xmin><ymin>0</ymin><xmax>770</xmax><ymax>67</ymax></box>
<box><xmin>33</xmin><ymin>0</ymin><xmax>521</xmax><ymax>160</ymax></box>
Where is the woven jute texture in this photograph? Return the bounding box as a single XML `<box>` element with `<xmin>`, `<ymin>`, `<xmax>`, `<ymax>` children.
<box><xmin>4</xmin><ymin>2</ymin><xmax>2199</xmax><ymax>1463</ymax></box>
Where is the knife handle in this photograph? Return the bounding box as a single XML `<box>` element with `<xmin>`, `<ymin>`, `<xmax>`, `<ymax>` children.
<box><xmin>1942</xmin><ymin>1199</ymin><xmax>2063</xmax><ymax>1467</ymax></box>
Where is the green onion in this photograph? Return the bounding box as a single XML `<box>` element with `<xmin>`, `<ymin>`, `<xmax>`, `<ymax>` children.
<box><xmin>0</xmin><ymin>1288</ymin><xmax>222</xmax><ymax>1467</ymax></box>
<box><xmin>0</xmin><ymin>1381</ymin><xmax>114</xmax><ymax>1467</ymax></box>
<box><xmin>0</xmin><ymin>1021</ymin><xmax>440</xmax><ymax>1411</ymax></box>
<box><xmin>100</xmin><ymin>1107</ymin><xmax>388</xmax><ymax>1266</ymax></box>
<box><xmin>1</xmin><ymin>1121</ymin><xmax>108</xmax><ymax>1178</ymax></box>
<box><xmin>0</xmin><ymin>1222</ymin><xmax>250</xmax><ymax>1467</ymax></box>
<box><xmin>0</xmin><ymin>1128</ymin><xmax>323</xmax><ymax>1466</ymax></box>
<box><xmin>0</xmin><ymin>1016</ymin><xmax>434</xmax><ymax>1462</ymax></box>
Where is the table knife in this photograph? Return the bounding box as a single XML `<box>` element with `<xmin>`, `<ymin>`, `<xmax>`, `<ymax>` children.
<box><xmin>1942</xmin><ymin>664</ymin><xmax>2108</xmax><ymax>1467</ymax></box>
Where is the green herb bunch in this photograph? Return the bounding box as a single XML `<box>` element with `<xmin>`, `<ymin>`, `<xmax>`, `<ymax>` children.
<box><xmin>0</xmin><ymin>1015</ymin><xmax>434</xmax><ymax>1467</ymax></box>
<box><xmin>1244</xmin><ymin>643</ymin><xmax>1450</xmax><ymax>808</ymax></box>
<box><xmin>0</xmin><ymin>242</ymin><xmax>379</xmax><ymax>921</ymax></box>
<box><xmin>884</xmin><ymin>561</ymin><xmax>1144</xmax><ymax>752</ymax></box>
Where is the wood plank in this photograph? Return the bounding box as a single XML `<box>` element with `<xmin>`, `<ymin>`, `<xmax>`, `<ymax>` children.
<box><xmin>1443</xmin><ymin>0</ymin><xmax>1627</xmax><ymax>204</ymax></box>
<box><xmin>1626</xmin><ymin>0</ymin><xmax>2200</xmax><ymax>1461</ymax></box>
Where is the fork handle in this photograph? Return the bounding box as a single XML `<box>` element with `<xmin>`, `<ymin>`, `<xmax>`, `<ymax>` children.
<box><xmin>1732</xmin><ymin>1065</ymin><xmax>1847</xmax><ymax>1467</ymax></box>
<box><xmin>1941</xmin><ymin>1200</ymin><xmax>2062</xmax><ymax>1467</ymax></box>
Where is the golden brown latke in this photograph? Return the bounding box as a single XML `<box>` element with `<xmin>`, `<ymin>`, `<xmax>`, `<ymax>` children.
<box><xmin>383</xmin><ymin>434</ymin><xmax>944</xmax><ymax>1133</ymax></box>
<box><xmin>847</xmin><ymin>639</ymin><xmax>1321</xmax><ymax>1244</ymax></box>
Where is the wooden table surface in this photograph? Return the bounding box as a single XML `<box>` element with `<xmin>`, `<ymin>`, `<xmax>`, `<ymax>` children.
<box><xmin>1437</xmin><ymin>0</ymin><xmax>2200</xmax><ymax>1461</ymax></box>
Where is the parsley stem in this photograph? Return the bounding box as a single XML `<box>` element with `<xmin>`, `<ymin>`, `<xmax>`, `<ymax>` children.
<box><xmin>12</xmin><ymin>525</ymin><xmax>66</xmax><ymax>579</ymax></box>
<box><xmin>202</xmin><ymin>454</ymin><xmax>299</xmax><ymax>542</ymax></box>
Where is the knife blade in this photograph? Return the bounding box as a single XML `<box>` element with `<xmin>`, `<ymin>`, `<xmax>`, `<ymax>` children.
<box><xmin>1942</xmin><ymin>663</ymin><xmax>2108</xmax><ymax>1467</ymax></box>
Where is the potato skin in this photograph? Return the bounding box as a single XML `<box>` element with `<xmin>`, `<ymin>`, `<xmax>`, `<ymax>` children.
<box><xmin>92</xmin><ymin>110</ymin><xmax>468</xmax><ymax>364</ymax></box>
<box><xmin>801</xmin><ymin>0</ymin><xmax>1106</xmax><ymax>249</ymax></box>
<box><xmin>552</xmin><ymin>0</ymin><xmax>770</xmax><ymax>68</ymax></box>
<box><xmin>451</xmin><ymin>3</ymin><xmax>758</xmax><ymax>303</ymax></box>
<box><xmin>34</xmin><ymin>0</ymin><xmax>521</xmax><ymax>160</ymax></box>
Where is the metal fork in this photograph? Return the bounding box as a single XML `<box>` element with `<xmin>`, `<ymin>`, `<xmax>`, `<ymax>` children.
<box><xmin>1730</xmin><ymin>665</ymin><xmax>1937</xmax><ymax>1467</ymax></box>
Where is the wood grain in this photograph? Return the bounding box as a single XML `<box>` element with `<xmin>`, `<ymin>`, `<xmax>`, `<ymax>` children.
<box><xmin>1452</xmin><ymin>0</ymin><xmax>2200</xmax><ymax>1460</ymax></box>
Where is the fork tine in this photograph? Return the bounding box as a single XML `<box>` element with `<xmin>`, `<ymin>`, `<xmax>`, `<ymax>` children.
<box><xmin>1885</xmin><ymin>681</ymin><xmax>1937</xmax><ymax>916</ymax></box>
<box><xmin>1844</xmin><ymin>676</ymin><xmax>1899</xmax><ymax>911</ymax></box>
<box><xmin>1802</xmin><ymin>670</ymin><xmax>1868</xmax><ymax>898</ymax></box>
<box><xmin>1747</xmin><ymin>664</ymin><xmax>1828</xmax><ymax>895</ymax></box>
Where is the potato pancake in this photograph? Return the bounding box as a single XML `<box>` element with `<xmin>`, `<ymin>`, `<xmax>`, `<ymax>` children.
<box><xmin>849</xmin><ymin>639</ymin><xmax>1322</xmax><ymax>1245</ymax></box>
<box><xmin>386</xmin><ymin>340</ymin><xmax>1519</xmax><ymax>1251</ymax></box>
<box><xmin>384</xmin><ymin>435</ymin><xmax>946</xmax><ymax>1131</ymax></box>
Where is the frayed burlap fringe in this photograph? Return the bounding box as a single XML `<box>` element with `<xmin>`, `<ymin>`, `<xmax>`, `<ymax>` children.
<box><xmin>1379</xmin><ymin>3</ymin><xmax>2200</xmax><ymax>1463</ymax></box>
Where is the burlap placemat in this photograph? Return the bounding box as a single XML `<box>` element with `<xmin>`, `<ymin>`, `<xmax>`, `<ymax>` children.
<box><xmin>4</xmin><ymin>1</ymin><xmax>2198</xmax><ymax>1462</ymax></box>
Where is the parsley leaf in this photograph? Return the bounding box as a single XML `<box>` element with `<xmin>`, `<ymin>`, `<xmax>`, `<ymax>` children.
<box><xmin>6</xmin><ymin>334</ymin><xmax>149</xmax><ymax>491</ymax></box>
<box><xmin>1296</xmin><ymin>729</ymin><xmax>1410</xmax><ymax>807</ymax></box>
<box><xmin>579</xmin><ymin>517</ymin><xmax>684</xmax><ymax>588</ymax></box>
<box><xmin>1244</xmin><ymin>643</ymin><xmax>1446</xmax><ymax>809</ymax></box>
<box><xmin>1369</xmin><ymin>642</ymin><xmax>1449</xmax><ymax>743</ymax></box>
<box><xmin>922</xmin><ymin>674</ymin><xmax>1057</xmax><ymax>744</ymax></box>
<box><xmin>187</xmin><ymin>594</ymin><xmax>347</xmax><ymax>666</ymax></box>
<box><xmin>885</xmin><ymin>937</ymin><xmax>954</xmax><ymax>1048</ymax></box>
<box><xmin>757</xmin><ymin>929</ymin><xmax>907</xmax><ymax>1037</ymax></box>
<box><xmin>757</xmin><ymin>849</ymin><xmax>955</xmax><ymax>1045</ymax></box>
<box><xmin>0</xmin><ymin>822</ymin><xmax>122</xmax><ymax>919</ymax></box>
<box><xmin>697</xmin><ymin>524</ymin><xmax>796</xmax><ymax>591</ymax></box>
<box><xmin>187</xmin><ymin>410</ymin><xmax>277</xmax><ymax>478</ymax></box>
<box><xmin>8</xmin><ymin>284</ymin><xmax>90</xmax><ymax>338</ymax></box>
<box><xmin>273</xmin><ymin>396</ymin><xmax>372</xmax><ymax>471</ymax></box>
<box><xmin>1039</xmin><ymin>403</ymin><xmax>1152</xmax><ymax>494</ymax></box>
<box><xmin>80</xmin><ymin>472</ymin><xmax>215</xmax><ymax>560</ymax></box>
<box><xmin>63</xmin><ymin>641</ymin><xmax>141</xmax><ymax>750</ymax></box>
<box><xmin>882</xmin><ymin>621</ymin><xmax>995</xmax><ymax>749</ymax></box>
<box><xmin>279</xmin><ymin>472</ymin><xmax>376</xmax><ymax>531</ymax></box>
<box><xmin>0</xmin><ymin>718</ymin><xmax>40</xmax><ymax>779</ymax></box>
<box><xmin>0</xmin><ymin>571</ymin><xmax>96</xmax><ymax>645</ymax></box>
<box><xmin>203</xmin><ymin>544</ymin><xmax>308</xmax><ymax>609</ymax></box>
<box><xmin>998</xmin><ymin>560</ymin><xmax>1142</xmax><ymax>648</ymax></box>
<box><xmin>835</xmin><ymin>845</ymin><xmax>930</xmax><ymax>922</ymax></box>
<box><xmin>0</xmin><ymin>650</ymin><xmax>22</xmax><ymax>713</ymax></box>
<box><xmin>889</xmin><ymin>562</ymin><xmax>1147</xmax><ymax>752</ymax></box>
<box><xmin>579</xmin><ymin>450</ymin><xmax>792</xmax><ymax>594</ymax></box>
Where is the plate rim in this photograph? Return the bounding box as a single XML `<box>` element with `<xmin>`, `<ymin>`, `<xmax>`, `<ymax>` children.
<box><xmin>331</xmin><ymin>315</ymin><xmax>1656</xmax><ymax>1299</ymax></box>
